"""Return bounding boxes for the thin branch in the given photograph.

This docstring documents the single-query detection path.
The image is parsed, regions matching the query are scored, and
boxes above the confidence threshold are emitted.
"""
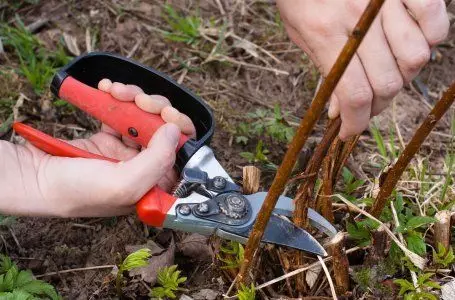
[236,0,386,285]
[318,256,338,300]
[35,265,115,278]
[370,81,455,217]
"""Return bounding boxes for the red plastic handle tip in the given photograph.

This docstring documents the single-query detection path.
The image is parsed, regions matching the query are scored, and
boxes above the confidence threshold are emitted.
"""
[136,187,177,227]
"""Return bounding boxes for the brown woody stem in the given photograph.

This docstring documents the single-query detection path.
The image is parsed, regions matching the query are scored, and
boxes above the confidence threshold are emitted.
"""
[242,166,261,195]
[370,82,455,217]
[327,232,350,294]
[236,0,386,285]
[434,210,452,252]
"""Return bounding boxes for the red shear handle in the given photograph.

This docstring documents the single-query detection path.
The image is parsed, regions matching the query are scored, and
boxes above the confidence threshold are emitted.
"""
[13,123,177,227]
[59,76,189,150]
[136,187,177,227]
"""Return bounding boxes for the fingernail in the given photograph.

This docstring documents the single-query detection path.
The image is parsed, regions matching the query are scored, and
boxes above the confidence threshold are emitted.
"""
[165,123,181,147]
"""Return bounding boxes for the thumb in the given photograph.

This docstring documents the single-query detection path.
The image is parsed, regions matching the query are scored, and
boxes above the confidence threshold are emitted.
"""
[119,123,181,199]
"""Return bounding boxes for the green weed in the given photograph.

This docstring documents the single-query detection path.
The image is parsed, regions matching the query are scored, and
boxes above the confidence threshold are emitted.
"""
[0,254,59,299]
[341,167,365,196]
[370,119,389,165]
[432,243,455,268]
[162,4,201,45]
[217,241,244,269]
[236,104,295,145]
[346,219,379,247]
[394,273,440,300]
[116,248,151,297]
[0,19,71,94]
[240,140,269,163]
[150,265,187,300]
[237,283,256,300]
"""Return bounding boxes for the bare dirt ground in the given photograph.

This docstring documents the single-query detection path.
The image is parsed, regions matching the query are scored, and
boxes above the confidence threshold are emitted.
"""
[1,1,455,299]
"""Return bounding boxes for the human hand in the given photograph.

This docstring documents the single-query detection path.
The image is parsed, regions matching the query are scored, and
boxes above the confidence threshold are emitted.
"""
[276,0,450,139]
[2,79,196,218]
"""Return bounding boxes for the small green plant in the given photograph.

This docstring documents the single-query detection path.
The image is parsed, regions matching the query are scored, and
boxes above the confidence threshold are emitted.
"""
[237,283,256,300]
[240,140,277,170]
[150,265,187,300]
[385,193,436,256]
[370,120,388,160]
[240,140,270,164]
[217,241,244,269]
[162,4,201,45]
[341,167,365,196]
[115,248,151,297]
[394,273,441,300]
[346,219,379,247]
[432,243,455,268]
[0,19,71,94]
[0,254,59,299]
[236,104,295,145]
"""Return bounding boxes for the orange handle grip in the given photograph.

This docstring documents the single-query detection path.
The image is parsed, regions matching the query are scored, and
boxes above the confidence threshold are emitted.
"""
[13,122,176,227]
[59,76,189,150]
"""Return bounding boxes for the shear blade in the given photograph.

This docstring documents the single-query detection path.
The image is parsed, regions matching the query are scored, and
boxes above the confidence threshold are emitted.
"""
[247,192,338,237]
[220,214,327,256]
[261,214,327,256]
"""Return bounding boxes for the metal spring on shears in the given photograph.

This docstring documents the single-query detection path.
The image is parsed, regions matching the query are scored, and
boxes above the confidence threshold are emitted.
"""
[171,180,198,198]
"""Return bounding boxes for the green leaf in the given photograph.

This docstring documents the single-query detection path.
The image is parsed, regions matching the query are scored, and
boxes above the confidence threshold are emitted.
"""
[394,192,404,213]
[433,243,455,267]
[405,216,436,231]
[0,290,33,300]
[423,281,441,290]
[0,255,14,275]
[417,273,434,286]
[393,279,415,295]
[237,283,256,300]
[370,121,388,159]
[406,232,427,255]
[151,265,186,299]
[346,223,370,241]
[20,280,59,300]
[342,167,354,185]
[236,136,248,145]
[120,248,151,272]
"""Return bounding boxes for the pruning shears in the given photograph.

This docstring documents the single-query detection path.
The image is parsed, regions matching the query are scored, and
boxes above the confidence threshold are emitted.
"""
[13,52,336,256]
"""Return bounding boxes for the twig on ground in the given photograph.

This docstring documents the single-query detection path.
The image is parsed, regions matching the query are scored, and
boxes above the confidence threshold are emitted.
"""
[318,256,338,300]
[35,265,116,278]
[8,228,23,254]
[25,17,49,33]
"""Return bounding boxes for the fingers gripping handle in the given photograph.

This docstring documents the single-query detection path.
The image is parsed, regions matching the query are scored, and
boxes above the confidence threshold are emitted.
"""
[59,76,189,150]
[12,123,177,227]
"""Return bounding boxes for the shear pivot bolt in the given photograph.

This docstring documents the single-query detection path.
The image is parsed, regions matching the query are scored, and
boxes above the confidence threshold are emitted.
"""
[213,176,226,189]
[128,127,138,137]
[179,205,191,216]
[197,203,209,213]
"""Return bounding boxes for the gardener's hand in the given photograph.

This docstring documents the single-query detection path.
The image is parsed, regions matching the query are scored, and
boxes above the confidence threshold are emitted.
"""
[0,79,196,218]
[276,0,449,139]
